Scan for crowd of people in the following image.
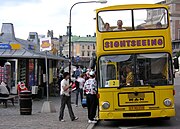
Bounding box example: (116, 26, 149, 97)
(58, 66, 98, 124)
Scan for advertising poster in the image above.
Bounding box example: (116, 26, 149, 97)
(40, 37, 52, 51)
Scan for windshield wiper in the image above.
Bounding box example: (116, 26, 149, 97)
(117, 84, 126, 89)
(150, 84, 155, 88)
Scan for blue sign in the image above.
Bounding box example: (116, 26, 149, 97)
(76, 56, 80, 62)
(28, 44, 36, 50)
(0, 44, 11, 49)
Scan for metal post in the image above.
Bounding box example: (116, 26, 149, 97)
(45, 51, 49, 101)
(68, 0, 107, 81)
(68, 26, 71, 82)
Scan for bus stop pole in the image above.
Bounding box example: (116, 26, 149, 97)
(45, 50, 49, 101)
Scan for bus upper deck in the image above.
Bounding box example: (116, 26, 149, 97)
(96, 4, 171, 56)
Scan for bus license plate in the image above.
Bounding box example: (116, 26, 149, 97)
(129, 106, 144, 110)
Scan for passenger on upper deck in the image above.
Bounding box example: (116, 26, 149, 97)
(136, 25, 145, 30)
(113, 20, 126, 31)
(103, 23, 111, 31)
(156, 22, 162, 28)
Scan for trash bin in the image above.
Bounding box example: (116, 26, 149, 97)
(19, 91, 32, 115)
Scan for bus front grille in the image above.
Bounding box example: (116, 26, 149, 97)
(123, 112, 151, 117)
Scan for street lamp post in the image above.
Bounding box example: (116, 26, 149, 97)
(68, 0, 107, 79)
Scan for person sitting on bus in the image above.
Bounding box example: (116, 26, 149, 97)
(103, 23, 111, 31)
(156, 22, 162, 28)
(125, 65, 134, 85)
(136, 25, 145, 30)
(113, 20, 126, 31)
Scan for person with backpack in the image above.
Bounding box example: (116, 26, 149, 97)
(83, 71, 97, 124)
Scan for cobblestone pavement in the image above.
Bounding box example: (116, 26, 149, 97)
(0, 93, 89, 129)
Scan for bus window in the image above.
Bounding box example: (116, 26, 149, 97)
(98, 10, 132, 32)
(99, 55, 134, 87)
(99, 53, 173, 88)
(134, 8, 168, 30)
(101, 64, 116, 85)
(136, 53, 173, 85)
(97, 7, 168, 31)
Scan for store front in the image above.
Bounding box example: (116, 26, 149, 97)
(0, 55, 65, 96)
(0, 23, 67, 97)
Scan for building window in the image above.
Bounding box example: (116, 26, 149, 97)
(88, 45, 90, 49)
(178, 29, 180, 40)
(87, 51, 90, 56)
(82, 51, 84, 56)
(82, 45, 84, 49)
(93, 44, 95, 50)
(30, 35, 35, 39)
(175, 43, 179, 49)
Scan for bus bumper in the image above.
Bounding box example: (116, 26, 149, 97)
(99, 109, 175, 120)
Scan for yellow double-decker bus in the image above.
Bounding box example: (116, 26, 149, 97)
(95, 4, 179, 120)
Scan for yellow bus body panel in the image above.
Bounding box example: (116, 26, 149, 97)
(96, 4, 169, 12)
(96, 30, 172, 57)
(98, 86, 175, 119)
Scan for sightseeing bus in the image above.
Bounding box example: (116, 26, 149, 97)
(95, 4, 179, 120)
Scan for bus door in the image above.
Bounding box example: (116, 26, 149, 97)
(101, 62, 118, 87)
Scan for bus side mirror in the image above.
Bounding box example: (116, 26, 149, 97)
(174, 58, 179, 70)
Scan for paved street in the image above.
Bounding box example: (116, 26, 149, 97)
(94, 75, 180, 129)
(0, 92, 89, 129)
(1, 76, 180, 129)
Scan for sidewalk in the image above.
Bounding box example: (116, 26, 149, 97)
(0, 93, 91, 129)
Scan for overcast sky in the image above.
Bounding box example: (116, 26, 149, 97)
(0, 0, 162, 39)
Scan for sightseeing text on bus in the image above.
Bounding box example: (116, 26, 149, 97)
(103, 37, 164, 51)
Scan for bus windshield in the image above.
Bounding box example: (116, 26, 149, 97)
(99, 53, 173, 88)
(98, 7, 168, 31)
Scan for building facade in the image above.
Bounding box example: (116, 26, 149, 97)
(147, 0, 180, 53)
(165, 0, 180, 51)
(62, 35, 96, 67)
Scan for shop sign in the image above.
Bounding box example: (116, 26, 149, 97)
(0, 43, 21, 50)
(10, 44, 21, 50)
(0, 44, 11, 49)
(40, 37, 52, 51)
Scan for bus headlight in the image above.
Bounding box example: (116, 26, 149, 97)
(164, 99, 172, 107)
(102, 102, 110, 109)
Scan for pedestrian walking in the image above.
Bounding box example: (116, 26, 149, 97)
(75, 74, 85, 107)
(84, 71, 98, 124)
(59, 72, 78, 122)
